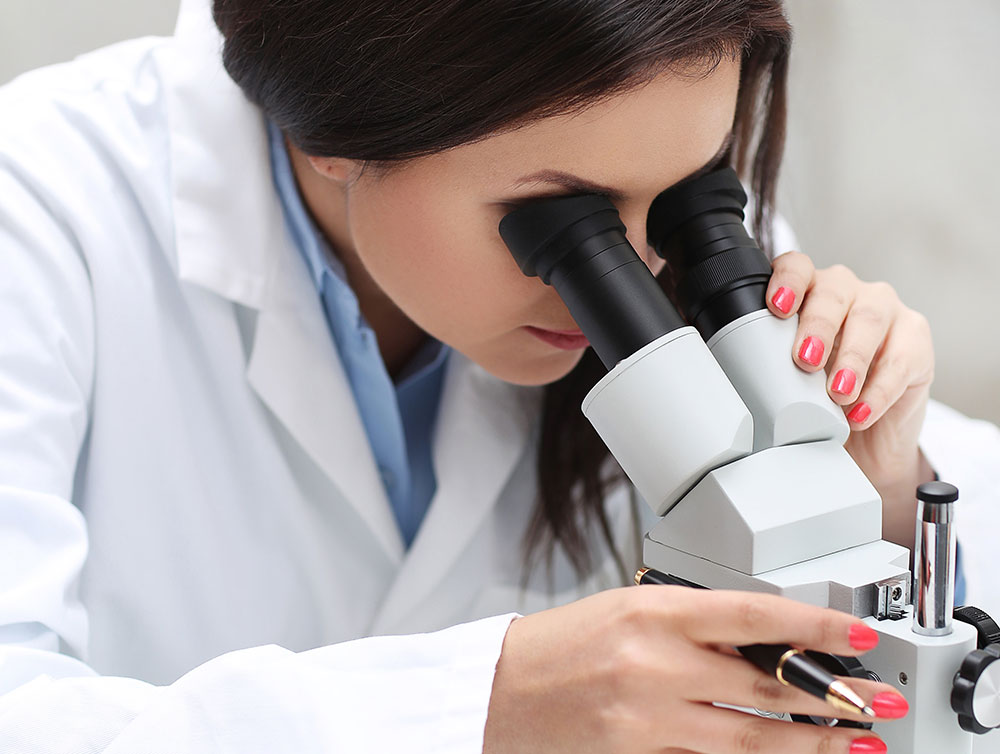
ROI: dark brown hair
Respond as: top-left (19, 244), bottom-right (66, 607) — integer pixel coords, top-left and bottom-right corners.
top-left (213, 0), bottom-right (792, 579)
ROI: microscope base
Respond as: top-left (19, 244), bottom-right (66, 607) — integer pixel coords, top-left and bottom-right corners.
top-left (863, 610), bottom-right (976, 754)
top-left (643, 536), bottom-right (978, 752)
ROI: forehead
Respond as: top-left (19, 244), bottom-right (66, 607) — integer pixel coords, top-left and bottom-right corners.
top-left (425, 59), bottom-right (742, 196)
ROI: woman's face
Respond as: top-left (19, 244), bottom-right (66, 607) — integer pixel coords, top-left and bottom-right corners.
top-left (305, 60), bottom-right (741, 385)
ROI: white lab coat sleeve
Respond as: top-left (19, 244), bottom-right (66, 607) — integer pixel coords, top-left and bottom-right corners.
top-left (0, 613), bottom-right (516, 754)
top-left (0, 160), bottom-right (96, 681)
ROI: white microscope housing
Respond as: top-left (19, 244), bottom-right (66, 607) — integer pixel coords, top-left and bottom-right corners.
top-left (583, 312), bottom-right (976, 752)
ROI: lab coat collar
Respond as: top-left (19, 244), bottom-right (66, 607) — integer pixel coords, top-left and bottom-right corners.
top-left (160, 1), bottom-right (406, 561)
top-left (244, 237), bottom-right (408, 562)
top-left (162, 0), bottom-right (277, 309)
top-left (159, 1), bottom-right (545, 605)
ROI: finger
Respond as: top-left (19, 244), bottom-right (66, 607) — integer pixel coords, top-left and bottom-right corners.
top-left (662, 589), bottom-right (881, 657)
top-left (671, 703), bottom-right (888, 754)
top-left (678, 647), bottom-right (906, 723)
top-left (792, 265), bottom-right (858, 373)
top-left (845, 311), bottom-right (935, 430)
top-left (824, 283), bottom-right (896, 406)
top-left (767, 251), bottom-right (815, 317)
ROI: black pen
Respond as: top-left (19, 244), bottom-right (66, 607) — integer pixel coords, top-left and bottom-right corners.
top-left (634, 567), bottom-right (876, 718)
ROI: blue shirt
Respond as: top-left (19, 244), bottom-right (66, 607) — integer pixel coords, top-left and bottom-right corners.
top-left (267, 122), bottom-right (448, 548)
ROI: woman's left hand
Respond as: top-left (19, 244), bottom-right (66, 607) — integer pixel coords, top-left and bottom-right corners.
top-left (765, 251), bottom-right (936, 551)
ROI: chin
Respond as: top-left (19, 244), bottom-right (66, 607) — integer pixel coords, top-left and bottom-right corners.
top-left (473, 347), bottom-right (587, 387)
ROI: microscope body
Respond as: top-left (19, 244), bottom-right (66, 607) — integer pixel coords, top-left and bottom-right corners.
top-left (582, 310), bottom-right (977, 751)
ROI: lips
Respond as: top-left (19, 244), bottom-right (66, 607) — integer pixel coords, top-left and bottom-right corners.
top-left (524, 326), bottom-right (590, 351)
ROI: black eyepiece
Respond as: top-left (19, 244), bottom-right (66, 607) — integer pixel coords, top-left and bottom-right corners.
top-left (647, 167), bottom-right (773, 339)
top-left (499, 194), bottom-right (685, 369)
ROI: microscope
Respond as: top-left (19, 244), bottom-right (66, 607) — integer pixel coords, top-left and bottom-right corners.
top-left (499, 168), bottom-right (1000, 752)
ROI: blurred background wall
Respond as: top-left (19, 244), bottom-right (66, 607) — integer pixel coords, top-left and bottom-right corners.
top-left (2, 0), bottom-right (998, 425)
top-left (0, 0), bottom-right (179, 83)
top-left (780, 1), bottom-right (1000, 427)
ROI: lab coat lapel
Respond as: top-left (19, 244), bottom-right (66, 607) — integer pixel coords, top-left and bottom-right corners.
top-left (244, 250), bottom-right (405, 564)
top-left (162, 0), bottom-right (404, 563)
top-left (372, 355), bottom-right (541, 631)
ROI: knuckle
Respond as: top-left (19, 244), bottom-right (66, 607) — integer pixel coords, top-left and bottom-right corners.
top-left (882, 350), bottom-right (911, 381)
top-left (596, 699), bottom-right (644, 743)
top-left (798, 327), bottom-right (835, 354)
top-left (907, 309), bottom-right (933, 339)
top-left (734, 718), bottom-right (767, 753)
top-left (834, 345), bottom-right (869, 369)
top-left (736, 596), bottom-right (771, 633)
top-left (601, 638), bottom-right (649, 698)
top-left (750, 675), bottom-right (787, 708)
top-left (863, 381), bottom-right (892, 410)
top-left (618, 589), bottom-right (659, 636)
top-left (814, 613), bottom-right (840, 649)
top-left (815, 730), bottom-right (840, 754)
top-left (867, 280), bottom-right (899, 302)
top-left (826, 288), bottom-right (851, 312)
top-left (796, 309), bottom-right (834, 334)
top-left (807, 283), bottom-right (850, 313)
top-left (825, 263), bottom-right (857, 284)
top-left (848, 303), bottom-right (888, 329)
top-left (775, 249), bottom-right (808, 266)
top-left (774, 250), bottom-right (813, 280)
top-left (610, 631), bottom-right (645, 671)
top-left (823, 288), bottom-right (851, 311)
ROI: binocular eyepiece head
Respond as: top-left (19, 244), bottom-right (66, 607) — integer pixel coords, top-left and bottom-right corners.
top-left (499, 194), bottom-right (685, 369)
top-left (498, 166), bottom-right (774, 368)
top-left (647, 166), bottom-right (773, 340)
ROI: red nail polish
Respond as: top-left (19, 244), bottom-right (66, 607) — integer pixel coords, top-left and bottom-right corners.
top-left (832, 368), bottom-right (857, 395)
top-left (848, 403), bottom-right (872, 424)
top-left (850, 738), bottom-right (887, 754)
top-left (771, 286), bottom-right (795, 314)
top-left (871, 692), bottom-right (909, 719)
top-left (798, 336), bottom-right (824, 366)
top-left (849, 623), bottom-right (879, 650)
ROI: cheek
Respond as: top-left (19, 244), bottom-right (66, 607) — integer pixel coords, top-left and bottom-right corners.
top-left (347, 185), bottom-right (546, 342)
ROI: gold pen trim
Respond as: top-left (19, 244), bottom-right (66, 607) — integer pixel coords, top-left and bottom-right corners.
top-left (826, 680), bottom-right (876, 718)
top-left (774, 648), bottom-right (799, 686)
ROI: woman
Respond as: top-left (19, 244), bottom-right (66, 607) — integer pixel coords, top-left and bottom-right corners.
top-left (1, 0), bottom-right (996, 752)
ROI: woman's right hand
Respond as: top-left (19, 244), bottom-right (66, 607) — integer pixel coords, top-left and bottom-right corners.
top-left (483, 585), bottom-right (906, 753)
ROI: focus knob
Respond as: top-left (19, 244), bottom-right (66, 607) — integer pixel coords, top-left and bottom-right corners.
top-left (951, 644), bottom-right (1000, 734)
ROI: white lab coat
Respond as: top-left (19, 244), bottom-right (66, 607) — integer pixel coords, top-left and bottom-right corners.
top-left (0, 1), bottom-right (998, 751)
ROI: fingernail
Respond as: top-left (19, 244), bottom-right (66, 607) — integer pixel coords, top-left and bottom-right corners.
top-left (871, 691), bottom-right (909, 719)
top-left (831, 368), bottom-right (857, 395)
top-left (848, 402), bottom-right (872, 424)
top-left (850, 738), bottom-right (887, 754)
top-left (849, 623), bottom-right (879, 650)
top-left (798, 336), bottom-right (824, 366)
top-left (771, 286), bottom-right (795, 314)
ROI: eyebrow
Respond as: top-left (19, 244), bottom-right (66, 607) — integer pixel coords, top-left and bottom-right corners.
top-left (507, 130), bottom-right (734, 203)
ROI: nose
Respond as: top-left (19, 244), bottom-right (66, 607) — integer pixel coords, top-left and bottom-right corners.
top-left (619, 207), bottom-right (665, 276)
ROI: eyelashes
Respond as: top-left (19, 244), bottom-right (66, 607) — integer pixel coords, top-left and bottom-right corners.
top-left (498, 192), bottom-right (613, 212)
